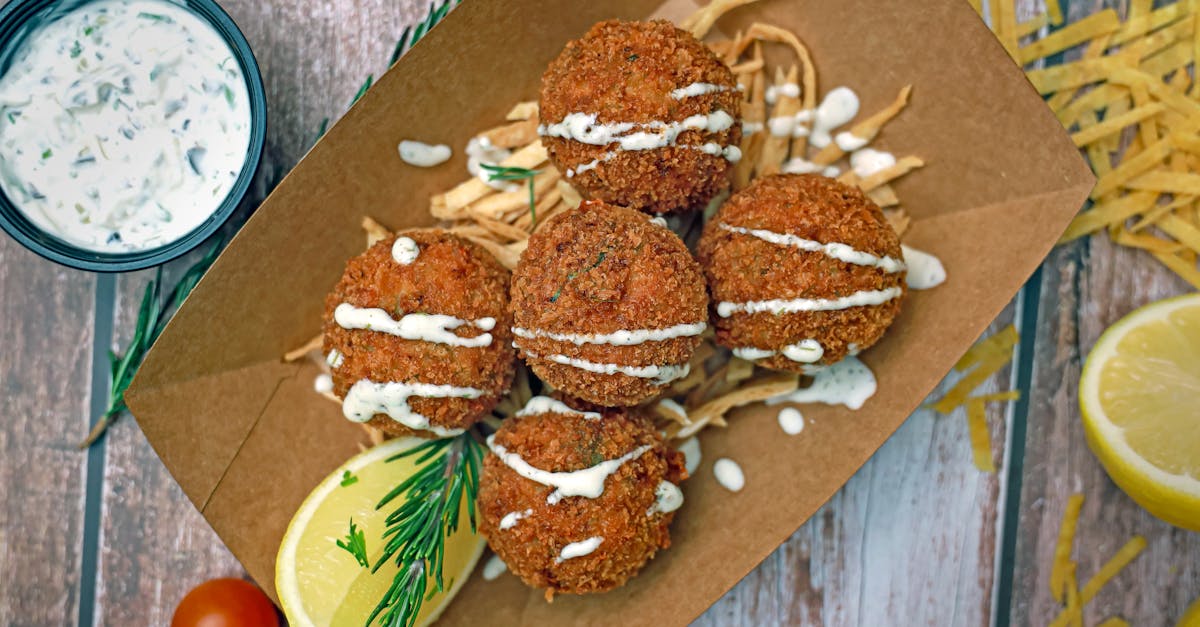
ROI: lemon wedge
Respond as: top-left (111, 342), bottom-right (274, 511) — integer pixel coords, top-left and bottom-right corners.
top-left (1079, 293), bottom-right (1200, 531)
top-left (276, 437), bottom-right (486, 626)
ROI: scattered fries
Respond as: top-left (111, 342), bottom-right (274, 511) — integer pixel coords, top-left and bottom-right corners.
top-left (987, 0), bottom-right (1200, 288)
top-left (1045, 491), bottom-right (1147, 627)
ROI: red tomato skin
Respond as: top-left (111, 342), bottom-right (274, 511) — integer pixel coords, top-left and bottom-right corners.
top-left (171, 578), bottom-right (279, 627)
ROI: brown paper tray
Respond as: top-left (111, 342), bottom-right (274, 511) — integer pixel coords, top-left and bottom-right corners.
top-left (126, 0), bottom-right (1094, 624)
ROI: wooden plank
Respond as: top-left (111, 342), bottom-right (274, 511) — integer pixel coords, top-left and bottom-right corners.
top-left (90, 0), bottom-right (432, 622)
top-left (696, 306), bottom-right (1019, 626)
top-left (1009, 237), bottom-right (1200, 626)
top-left (1009, 0), bottom-right (1200, 624)
top-left (0, 238), bottom-right (95, 624)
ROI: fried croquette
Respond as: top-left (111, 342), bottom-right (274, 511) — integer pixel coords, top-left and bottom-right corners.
top-left (697, 174), bottom-right (907, 371)
top-left (322, 230), bottom-right (515, 438)
top-left (479, 400), bottom-right (687, 598)
top-left (510, 200), bottom-right (708, 406)
top-left (539, 19), bottom-right (741, 214)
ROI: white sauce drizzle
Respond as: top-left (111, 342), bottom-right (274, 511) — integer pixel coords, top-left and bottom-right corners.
top-left (719, 223), bottom-right (906, 272)
top-left (515, 395), bottom-right (601, 421)
top-left (677, 437), bottom-right (702, 476)
top-left (482, 555), bottom-right (507, 581)
top-left (901, 245), bottom-right (947, 290)
top-left (556, 537), bottom-right (603, 563)
top-left (767, 356), bottom-right (877, 410)
top-left (512, 322), bottom-right (705, 346)
top-left (741, 120), bottom-right (764, 135)
top-left (731, 339), bottom-right (824, 364)
top-left (326, 350), bottom-right (344, 369)
top-left (764, 109), bottom-right (814, 138)
top-left (713, 458), bottom-right (745, 492)
top-left (487, 435), bottom-right (651, 500)
top-left (809, 87), bottom-right (860, 148)
top-left (564, 139), bottom-right (740, 177)
top-left (0, 0), bottom-right (252, 253)
top-left (313, 374), bottom-right (333, 394)
top-left (650, 216), bottom-right (668, 227)
top-left (670, 82), bottom-right (737, 99)
top-left (499, 508), bottom-right (532, 530)
top-left (334, 303), bottom-right (494, 348)
top-left (780, 157), bottom-right (839, 177)
top-left (342, 380), bottom-right (482, 436)
top-left (717, 287), bottom-right (903, 318)
top-left (834, 131), bottom-right (869, 152)
top-left (777, 407), bottom-right (805, 435)
top-left (648, 480), bottom-right (684, 516)
top-left (850, 147), bottom-right (897, 178)
top-left (397, 140), bottom-right (450, 167)
top-left (465, 136), bottom-right (517, 191)
top-left (765, 82), bottom-right (800, 105)
top-left (517, 347), bottom-right (690, 384)
top-left (391, 236), bottom-right (419, 265)
top-left (539, 110), bottom-right (735, 151)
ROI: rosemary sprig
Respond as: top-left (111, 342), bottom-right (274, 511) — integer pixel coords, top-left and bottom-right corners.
top-left (367, 433), bottom-right (482, 627)
top-left (481, 163), bottom-right (539, 228)
top-left (338, 518), bottom-right (371, 568)
top-left (80, 240), bottom-right (222, 448)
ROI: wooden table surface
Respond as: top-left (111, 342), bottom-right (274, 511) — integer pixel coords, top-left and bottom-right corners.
top-left (1, 0), bottom-right (1197, 625)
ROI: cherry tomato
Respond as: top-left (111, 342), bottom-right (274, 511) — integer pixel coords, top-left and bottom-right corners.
top-left (171, 578), bottom-right (279, 627)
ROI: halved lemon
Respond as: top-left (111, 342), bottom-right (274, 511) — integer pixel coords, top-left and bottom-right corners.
top-left (1079, 293), bottom-right (1200, 531)
top-left (276, 437), bottom-right (486, 626)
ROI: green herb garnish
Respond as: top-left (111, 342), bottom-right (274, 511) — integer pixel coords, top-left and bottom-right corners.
top-left (550, 251), bottom-right (607, 302)
top-left (70, 40), bottom-right (82, 58)
top-left (83, 25), bottom-right (94, 36)
top-left (80, 240), bottom-right (222, 448)
top-left (137, 12), bottom-right (171, 22)
top-left (367, 434), bottom-right (482, 627)
top-left (337, 519), bottom-right (370, 568)
top-left (221, 84), bottom-right (235, 107)
top-left (480, 163), bottom-right (538, 228)
top-left (41, 148), bottom-right (51, 159)
top-left (341, 470), bottom-right (359, 487)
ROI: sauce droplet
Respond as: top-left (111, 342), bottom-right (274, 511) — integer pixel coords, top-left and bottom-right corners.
top-left (713, 458), bottom-right (745, 492)
top-left (777, 407), bottom-right (805, 435)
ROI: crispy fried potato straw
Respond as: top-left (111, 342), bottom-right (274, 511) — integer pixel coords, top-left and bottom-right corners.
top-left (284, 334), bottom-right (324, 362)
top-left (1047, 34), bottom-right (1112, 113)
top-left (1125, 171), bottom-right (1200, 196)
top-left (725, 357), bottom-right (755, 385)
top-left (966, 398), bottom-right (994, 472)
top-left (1018, 9), bottom-right (1120, 64)
top-left (362, 216), bottom-right (392, 246)
top-left (1152, 250), bottom-right (1200, 290)
top-left (653, 399), bottom-right (692, 426)
top-left (1079, 536), bottom-right (1147, 604)
top-left (432, 142), bottom-right (548, 217)
top-left (967, 390), bottom-right (1022, 403)
top-left (1090, 137), bottom-right (1173, 199)
top-left (1045, 0), bottom-right (1064, 26)
top-left (1050, 493), bottom-right (1085, 603)
top-left (482, 118), bottom-right (539, 149)
top-left (1015, 14), bottom-right (1050, 40)
top-left (679, 0), bottom-right (760, 39)
top-left (955, 324), bottom-right (1018, 371)
top-left (857, 156), bottom-right (925, 192)
top-left (758, 66), bottom-right (801, 175)
top-left (464, 235), bottom-right (522, 269)
top-left (672, 373), bottom-right (799, 439)
top-left (1069, 102), bottom-right (1165, 147)
top-left (734, 67), bottom-right (766, 189)
top-left (728, 58), bottom-right (764, 75)
top-left (811, 85), bottom-right (912, 166)
top-left (505, 101), bottom-right (538, 121)
top-left (466, 169), bottom-right (559, 220)
top-left (1095, 618), bottom-right (1129, 627)
top-left (746, 23), bottom-right (817, 111)
top-left (883, 208), bottom-right (910, 237)
top-left (1059, 192), bottom-right (1158, 243)
top-left (868, 184), bottom-right (900, 208)
top-left (933, 350), bottom-right (1015, 414)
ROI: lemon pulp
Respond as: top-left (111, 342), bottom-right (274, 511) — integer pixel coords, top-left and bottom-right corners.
top-left (276, 437), bottom-right (485, 626)
top-left (1080, 293), bottom-right (1200, 531)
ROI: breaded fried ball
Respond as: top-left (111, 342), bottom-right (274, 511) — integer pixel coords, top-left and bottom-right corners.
top-left (510, 200), bottom-right (708, 406)
top-left (322, 230), bottom-right (515, 438)
top-left (479, 399), bottom-right (687, 598)
top-left (539, 19), bottom-right (741, 214)
top-left (697, 174), bottom-right (907, 372)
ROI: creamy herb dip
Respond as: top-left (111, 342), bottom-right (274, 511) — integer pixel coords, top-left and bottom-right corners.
top-left (0, 0), bottom-right (252, 252)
